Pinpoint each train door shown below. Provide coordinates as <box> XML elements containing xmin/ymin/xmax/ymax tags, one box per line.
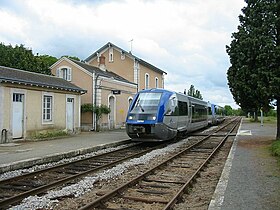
<box><xmin>12</xmin><ymin>93</ymin><xmax>24</xmax><ymax>139</ymax></box>
<box><xmin>177</xmin><ymin>100</ymin><xmax>189</xmax><ymax>131</ymax></box>
<box><xmin>163</xmin><ymin>94</ymin><xmax>177</xmax><ymax>129</ymax></box>
<box><xmin>109</xmin><ymin>96</ymin><xmax>115</xmax><ymax>129</ymax></box>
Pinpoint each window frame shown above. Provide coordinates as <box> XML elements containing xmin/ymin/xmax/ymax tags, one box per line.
<box><xmin>109</xmin><ymin>48</ymin><xmax>114</xmax><ymax>62</ymax></box>
<box><xmin>42</xmin><ymin>93</ymin><xmax>54</xmax><ymax>124</ymax></box>
<box><xmin>57</xmin><ymin>66</ymin><xmax>72</xmax><ymax>81</ymax></box>
<box><xmin>155</xmin><ymin>77</ymin><xmax>159</xmax><ymax>88</ymax></box>
<box><xmin>145</xmin><ymin>73</ymin><xmax>150</xmax><ymax>89</ymax></box>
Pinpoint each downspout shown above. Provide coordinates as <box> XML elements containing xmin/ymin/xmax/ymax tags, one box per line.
<box><xmin>94</xmin><ymin>74</ymin><xmax>100</xmax><ymax>131</ymax></box>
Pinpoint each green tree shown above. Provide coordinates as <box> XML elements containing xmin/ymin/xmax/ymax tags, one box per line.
<box><xmin>38</xmin><ymin>55</ymin><xmax>58</xmax><ymax>68</ymax></box>
<box><xmin>226</xmin><ymin>0</ymin><xmax>280</xmax><ymax>139</ymax></box>
<box><xmin>224</xmin><ymin>105</ymin><xmax>234</xmax><ymax>116</ymax></box>
<box><xmin>61</xmin><ymin>55</ymin><xmax>80</xmax><ymax>61</ymax></box>
<box><xmin>0</xmin><ymin>43</ymin><xmax>54</xmax><ymax>74</ymax></box>
<box><xmin>186</xmin><ymin>85</ymin><xmax>203</xmax><ymax>100</ymax></box>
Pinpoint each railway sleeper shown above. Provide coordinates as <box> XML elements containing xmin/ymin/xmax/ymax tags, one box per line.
<box><xmin>139</xmin><ymin>183</ymin><xmax>171</xmax><ymax>189</ymax></box>
<box><xmin>0</xmin><ymin>184</ymin><xmax>32</xmax><ymax>191</ymax></box>
<box><xmin>135</xmin><ymin>189</ymin><xmax>170</xmax><ymax>195</ymax></box>
<box><xmin>143</xmin><ymin>178</ymin><xmax>185</xmax><ymax>185</ymax></box>
<box><xmin>121</xmin><ymin>195</ymin><xmax>169</xmax><ymax>204</ymax></box>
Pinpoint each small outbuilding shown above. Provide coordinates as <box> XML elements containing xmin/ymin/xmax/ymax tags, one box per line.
<box><xmin>0</xmin><ymin>66</ymin><xmax>86</xmax><ymax>143</ymax></box>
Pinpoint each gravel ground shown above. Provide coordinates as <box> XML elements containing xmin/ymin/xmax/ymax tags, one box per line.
<box><xmin>0</xmin><ymin>143</ymin><xmax>136</xmax><ymax>180</ymax></box>
<box><xmin>10</xmin><ymin>138</ymin><xmax>194</xmax><ymax>209</ymax></box>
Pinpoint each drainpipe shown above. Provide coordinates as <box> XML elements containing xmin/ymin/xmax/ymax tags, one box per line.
<box><xmin>94</xmin><ymin>74</ymin><xmax>100</xmax><ymax>131</ymax></box>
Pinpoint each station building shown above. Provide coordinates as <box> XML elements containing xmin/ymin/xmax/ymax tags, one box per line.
<box><xmin>51</xmin><ymin>42</ymin><xmax>167</xmax><ymax>131</ymax></box>
<box><xmin>0</xmin><ymin>66</ymin><xmax>86</xmax><ymax>143</ymax></box>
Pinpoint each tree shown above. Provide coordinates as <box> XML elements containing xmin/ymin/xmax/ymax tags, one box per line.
<box><xmin>226</xmin><ymin>0</ymin><xmax>280</xmax><ymax>139</ymax></box>
<box><xmin>186</xmin><ymin>85</ymin><xmax>203</xmax><ymax>100</ymax></box>
<box><xmin>0</xmin><ymin>43</ymin><xmax>54</xmax><ymax>74</ymax></box>
<box><xmin>38</xmin><ymin>55</ymin><xmax>58</xmax><ymax>68</ymax></box>
<box><xmin>224</xmin><ymin>105</ymin><xmax>234</xmax><ymax>116</ymax></box>
<box><xmin>61</xmin><ymin>55</ymin><xmax>80</xmax><ymax>61</ymax></box>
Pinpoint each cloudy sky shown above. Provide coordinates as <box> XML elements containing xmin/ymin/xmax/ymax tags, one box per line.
<box><xmin>0</xmin><ymin>0</ymin><xmax>245</xmax><ymax>108</ymax></box>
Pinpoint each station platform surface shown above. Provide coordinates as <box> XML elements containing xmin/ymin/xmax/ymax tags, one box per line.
<box><xmin>209</xmin><ymin>118</ymin><xmax>280</xmax><ymax>210</ymax></box>
<box><xmin>0</xmin><ymin>130</ymin><xmax>130</xmax><ymax>172</ymax></box>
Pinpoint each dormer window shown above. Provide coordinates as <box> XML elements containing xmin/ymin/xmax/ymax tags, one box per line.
<box><xmin>109</xmin><ymin>48</ymin><xmax>113</xmax><ymax>62</ymax></box>
<box><xmin>56</xmin><ymin>67</ymin><xmax>72</xmax><ymax>81</ymax></box>
<box><xmin>121</xmin><ymin>51</ymin><xmax>125</xmax><ymax>60</ymax></box>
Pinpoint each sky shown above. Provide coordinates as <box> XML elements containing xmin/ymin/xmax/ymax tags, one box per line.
<box><xmin>0</xmin><ymin>0</ymin><xmax>246</xmax><ymax>109</ymax></box>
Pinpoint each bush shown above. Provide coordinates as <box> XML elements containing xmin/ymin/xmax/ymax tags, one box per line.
<box><xmin>270</xmin><ymin>140</ymin><xmax>280</xmax><ymax>157</ymax></box>
<box><xmin>31</xmin><ymin>130</ymin><xmax>68</xmax><ymax>140</ymax></box>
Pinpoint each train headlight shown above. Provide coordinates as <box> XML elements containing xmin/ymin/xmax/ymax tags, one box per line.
<box><xmin>128</xmin><ymin>115</ymin><xmax>133</xmax><ymax>120</ymax></box>
<box><xmin>152</xmin><ymin>116</ymin><xmax>156</xmax><ymax>120</ymax></box>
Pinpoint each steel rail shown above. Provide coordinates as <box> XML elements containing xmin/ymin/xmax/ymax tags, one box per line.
<box><xmin>163</xmin><ymin>118</ymin><xmax>241</xmax><ymax>210</ymax></box>
<box><xmin>0</xmin><ymin>142</ymin><xmax>164</xmax><ymax>208</ymax></box>
<box><xmin>79</xmin><ymin>117</ymin><xmax>241</xmax><ymax>210</ymax></box>
<box><xmin>0</xmin><ymin>139</ymin><xmax>136</xmax><ymax>185</ymax></box>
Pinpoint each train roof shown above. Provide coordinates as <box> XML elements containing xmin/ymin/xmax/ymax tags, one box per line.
<box><xmin>137</xmin><ymin>88</ymin><xmax>207</xmax><ymax>104</ymax></box>
<box><xmin>138</xmin><ymin>88</ymin><xmax>174</xmax><ymax>94</ymax></box>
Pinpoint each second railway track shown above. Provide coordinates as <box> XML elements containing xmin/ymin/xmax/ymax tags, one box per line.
<box><xmin>79</xmin><ymin>117</ymin><xmax>241</xmax><ymax>210</ymax></box>
<box><xmin>0</xmin><ymin>117</ymin><xmax>241</xmax><ymax>209</ymax></box>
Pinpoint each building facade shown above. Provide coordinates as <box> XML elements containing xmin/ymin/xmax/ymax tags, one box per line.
<box><xmin>0</xmin><ymin>66</ymin><xmax>86</xmax><ymax>143</ymax></box>
<box><xmin>51</xmin><ymin>57</ymin><xmax>137</xmax><ymax>131</ymax></box>
<box><xmin>51</xmin><ymin>42</ymin><xmax>167</xmax><ymax>131</ymax></box>
<box><xmin>85</xmin><ymin>42</ymin><xmax>167</xmax><ymax>91</ymax></box>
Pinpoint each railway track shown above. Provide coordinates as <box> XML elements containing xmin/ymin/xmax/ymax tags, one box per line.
<box><xmin>0</xmin><ymin>142</ymin><xmax>170</xmax><ymax>209</ymax></box>
<box><xmin>79</xmin><ymin>117</ymin><xmax>241</xmax><ymax>210</ymax></box>
<box><xmin>0</xmin><ymin>117</ymin><xmax>240</xmax><ymax>209</ymax></box>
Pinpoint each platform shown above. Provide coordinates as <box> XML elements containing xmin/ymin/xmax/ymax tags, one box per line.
<box><xmin>209</xmin><ymin>118</ymin><xmax>279</xmax><ymax>210</ymax></box>
<box><xmin>0</xmin><ymin>130</ymin><xmax>130</xmax><ymax>172</ymax></box>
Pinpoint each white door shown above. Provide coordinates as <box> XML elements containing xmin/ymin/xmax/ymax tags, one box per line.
<box><xmin>66</xmin><ymin>98</ymin><xmax>74</xmax><ymax>131</ymax></box>
<box><xmin>109</xmin><ymin>96</ymin><xmax>115</xmax><ymax>129</ymax></box>
<box><xmin>12</xmin><ymin>93</ymin><xmax>24</xmax><ymax>139</ymax></box>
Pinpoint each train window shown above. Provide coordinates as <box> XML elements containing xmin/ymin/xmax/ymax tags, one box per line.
<box><xmin>178</xmin><ymin>101</ymin><xmax>188</xmax><ymax>116</ymax></box>
<box><xmin>191</xmin><ymin>103</ymin><xmax>207</xmax><ymax>123</ymax></box>
<box><xmin>165</xmin><ymin>94</ymin><xmax>178</xmax><ymax>116</ymax></box>
<box><xmin>130</xmin><ymin>92</ymin><xmax>162</xmax><ymax>114</ymax></box>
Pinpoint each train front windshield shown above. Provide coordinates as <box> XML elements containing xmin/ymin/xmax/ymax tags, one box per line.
<box><xmin>130</xmin><ymin>92</ymin><xmax>162</xmax><ymax>115</ymax></box>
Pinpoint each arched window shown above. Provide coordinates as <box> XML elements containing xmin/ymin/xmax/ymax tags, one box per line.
<box><xmin>155</xmin><ymin>77</ymin><xmax>159</xmax><ymax>88</ymax></box>
<box><xmin>145</xmin><ymin>73</ymin><xmax>149</xmax><ymax>89</ymax></box>
<box><xmin>109</xmin><ymin>48</ymin><xmax>114</xmax><ymax>62</ymax></box>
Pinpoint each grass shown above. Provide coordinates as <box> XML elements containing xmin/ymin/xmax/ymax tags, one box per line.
<box><xmin>249</xmin><ymin>116</ymin><xmax>277</xmax><ymax>124</ymax></box>
<box><xmin>31</xmin><ymin>130</ymin><xmax>69</xmax><ymax>140</ymax></box>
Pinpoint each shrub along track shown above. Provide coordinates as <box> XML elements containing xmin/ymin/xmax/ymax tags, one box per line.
<box><xmin>77</xmin><ymin>117</ymin><xmax>241</xmax><ymax>210</ymax></box>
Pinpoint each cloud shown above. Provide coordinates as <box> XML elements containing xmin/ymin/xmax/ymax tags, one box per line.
<box><xmin>0</xmin><ymin>0</ymin><xmax>245</xmax><ymax>109</ymax></box>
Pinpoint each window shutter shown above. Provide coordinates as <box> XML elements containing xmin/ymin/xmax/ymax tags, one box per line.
<box><xmin>56</xmin><ymin>68</ymin><xmax>60</xmax><ymax>77</ymax></box>
<box><xmin>67</xmin><ymin>68</ymin><xmax>72</xmax><ymax>81</ymax></box>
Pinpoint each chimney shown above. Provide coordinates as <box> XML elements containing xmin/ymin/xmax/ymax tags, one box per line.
<box><xmin>99</xmin><ymin>54</ymin><xmax>106</xmax><ymax>71</ymax></box>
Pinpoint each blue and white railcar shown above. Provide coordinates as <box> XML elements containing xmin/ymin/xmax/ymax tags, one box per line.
<box><xmin>126</xmin><ymin>88</ymin><xmax>208</xmax><ymax>142</ymax></box>
<box><xmin>208</xmin><ymin>103</ymin><xmax>225</xmax><ymax>125</ymax></box>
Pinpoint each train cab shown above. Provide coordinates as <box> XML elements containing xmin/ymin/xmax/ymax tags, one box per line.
<box><xmin>126</xmin><ymin>89</ymin><xmax>177</xmax><ymax>141</ymax></box>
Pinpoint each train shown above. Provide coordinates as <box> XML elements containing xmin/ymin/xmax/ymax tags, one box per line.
<box><xmin>126</xmin><ymin>88</ymin><xmax>225</xmax><ymax>142</ymax></box>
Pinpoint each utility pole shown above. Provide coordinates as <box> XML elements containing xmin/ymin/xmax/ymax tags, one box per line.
<box><xmin>129</xmin><ymin>39</ymin><xmax>133</xmax><ymax>53</ymax></box>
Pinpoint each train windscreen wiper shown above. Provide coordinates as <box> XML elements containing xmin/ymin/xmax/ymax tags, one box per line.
<box><xmin>136</xmin><ymin>98</ymin><xmax>145</xmax><ymax>112</ymax></box>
